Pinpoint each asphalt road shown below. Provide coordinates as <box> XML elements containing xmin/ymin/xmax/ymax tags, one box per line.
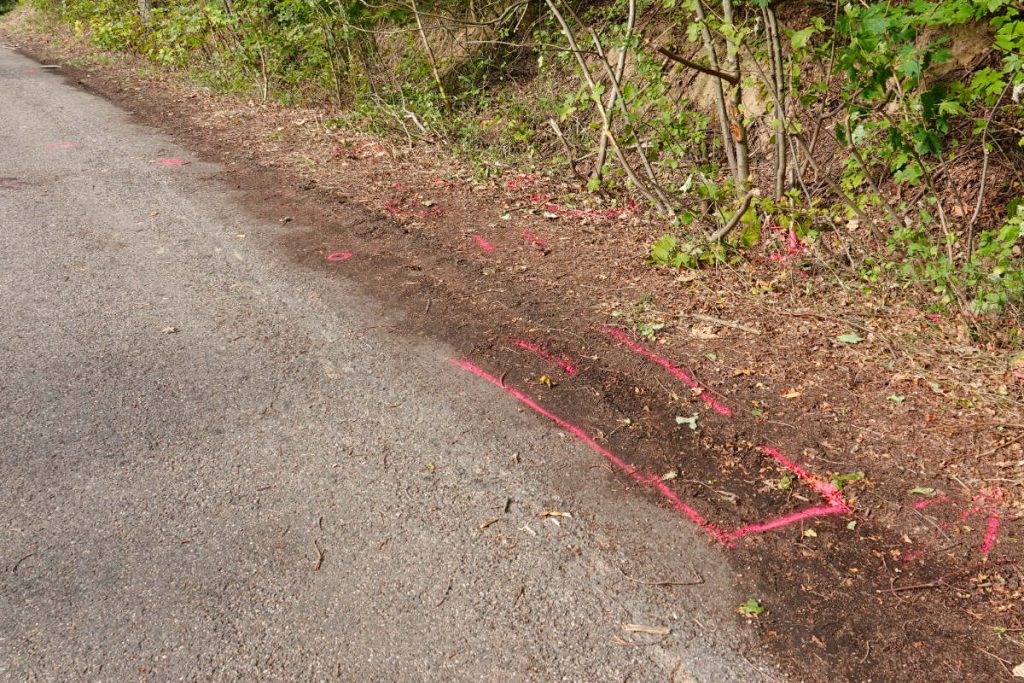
<box><xmin>0</xmin><ymin>46</ymin><xmax>771</xmax><ymax>681</ymax></box>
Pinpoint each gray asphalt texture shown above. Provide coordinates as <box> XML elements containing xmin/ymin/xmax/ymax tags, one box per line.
<box><xmin>0</xmin><ymin>46</ymin><xmax>773</xmax><ymax>681</ymax></box>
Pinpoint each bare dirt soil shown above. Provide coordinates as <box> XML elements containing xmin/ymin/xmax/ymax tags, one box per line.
<box><xmin>4</xmin><ymin>12</ymin><xmax>1023</xmax><ymax>680</ymax></box>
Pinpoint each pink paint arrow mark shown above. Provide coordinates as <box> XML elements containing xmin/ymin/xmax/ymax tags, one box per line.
<box><xmin>326</xmin><ymin>251</ymin><xmax>353</xmax><ymax>262</ymax></box>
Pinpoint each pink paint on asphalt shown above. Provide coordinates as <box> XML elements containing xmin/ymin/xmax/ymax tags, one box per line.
<box><xmin>46</xmin><ymin>141</ymin><xmax>75</xmax><ymax>150</ymax></box>
<box><xmin>604</xmin><ymin>327</ymin><xmax>732</xmax><ymax>416</ymax></box>
<box><xmin>473</xmin><ymin>235</ymin><xmax>495</xmax><ymax>252</ymax></box>
<box><xmin>327</xmin><ymin>251</ymin><xmax>353</xmax><ymax>262</ymax></box>
<box><xmin>157</xmin><ymin>157</ymin><xmax>184</xmax><ymax>166</ymax></box>
<box><xmin>514</xmin><ymin>339</ymin><xmax>577</xmax><ymax>375</ymax></box>
<box><xmin>450</xmin><ymin>359</ymin><xmax>852</xmax><ymax>545</ymax></box>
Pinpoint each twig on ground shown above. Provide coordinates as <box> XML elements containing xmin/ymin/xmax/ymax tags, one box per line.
<box><xmin>312</xmin><ymin>539</ymin><xmax>324</xmax><ymax>571</ymax></box>
<box><xmin>619</xmin><ymin>566</ymin><xmax>704</xmax><ymax>587</ymax></box>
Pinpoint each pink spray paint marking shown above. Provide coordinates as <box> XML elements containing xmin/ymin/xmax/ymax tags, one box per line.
<box><xmin>767</xmin><ymin>228</ymin><xmax>805</xmax><ymax>263</ymax></box>
<box><xmin>326</xmin><ymin>251</ymin><xmax>353</xmax><ymax>262</ymax></box>
<box><xmin>505</xmin><ymin>174</ymin><xmax>541</xmax><ymax>191</ymax></box>
<box><xmin>450</xmin><ymin>359</ymin><xmax>851</xmax><ymax>545</ymax></box>
<box><xmin>514</xmin><ymin>339</ymin><xmax>577</xmax><ymax>376</ymax></box>
<box><xmin>604</xmin><ymin>327</ymin><xmax>732</xmax><ymax>417</ymax></box>
<box><xmin>157</xmin><ymin>157</ymin><xmax>184</xmax><ymax>166</ymax></box>
<box><xmin>903</xmin><ymin>488</ymin><xmax>1004</xmax><ymax>561</ymax></box>
<box><xmin>450</xmin><ymin>357</ymin><xmax>728</xmax><ymax>544</ymax></box>
<box><xmin>473</xmin><ymin>235</ymin><xmax>495</xmax><ymax>253</ymax></box>
<box><xmin>981</xmin><ymin>512</ymin><xmax>1001</xmax><ymax>554</ymax></box>
<box><xmin>521</xmin><ymin>231</ymin><xmax>546</xmax><ymax>248</ymax></box>
<box><xmin>912</xmin><ymin>494</ymin><xmax>949</xmax><ymax>510</ymax></box>
<box><xmin>760</xmin><ymin>446</ymin><xmax>846</xmax><ymax>509</ymax></box>
<box><xmin>46</xmin><ymin>141</ymin><xmax>76</xmax><ymax>150</ymax></box>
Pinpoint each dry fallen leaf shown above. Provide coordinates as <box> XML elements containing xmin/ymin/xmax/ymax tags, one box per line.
<box><xmin>541</xmin><ymin>510</ymin><xmax>572</xmax><ymax>518</ymax></box>
<box><xmin>538</xmin><ymin>374</ymin><xmax>556</xmax><ymax>387</ymax></box>
<box><xmin>733</xmin><ymin>368</ymin><xmax>753</xmax><ymax>376</ymax></box>
<box><xmin>160</xmin><ymin>326</ymin><xmax>179</xmax><ymax>334</ymax></box>
<box><xmin>782</xmin><ymin>389</ymin><xmax>802</xmax><ymax>399</ymax></box>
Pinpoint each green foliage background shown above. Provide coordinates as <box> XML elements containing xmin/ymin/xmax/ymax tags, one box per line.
<box><xmin>15</xmin><ymin>0</ymin><xmax>1024</xmax><ymax>336</ymax></box>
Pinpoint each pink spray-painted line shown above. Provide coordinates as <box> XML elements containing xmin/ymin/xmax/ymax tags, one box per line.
<box><xmin>912</xmin><ymin>494</ymin><xmax>950</xmax><ymax>510</ymax></box>
<box><xmin>327</xmin><ymin>251</ymin><xmax>353</xmax><ymax>262</ymax></box>
<box><xmin>506</xmin><ymin>174</ymin><xmax>542</xmax><ymax>191</ymax></box>
<box><xmin>157</xmin><ymin>157</ymin><xmax>184</xmax><ymax>166</ymax></box>
<box><xmin>451</xmin><ymin>359</ymin><xmax>854</xmax><ymax>545</ymax></box>
<box><xmin>514</xmin><ymin>339</ymin><xmax>578</xmax><ymax>376</ymax></box>
<box><xmin>473</xmin><ymin>235</ymin><xmax>495</xmax><ymax>253</ymax></box>
<box><xmin>981</xmin><ymin>513</ymin><xmax>1001</xmax><ymax>554</ymax></box>
<box><xmin>903</xmin><ymin>488</ymin><xmax>1004</xmax><ymax>561</ymax></box>
<box><xmin>46</xmin><ymin>141</ymin><xmax>76</xmax><ymax>150</ymax></box>
<box><xmin>449</xmin><ymin>358</ymin><xmax>730</xmax><ymax>544</ymax></box>
<box><xmin>760</xmin><ymin>446</ymin><xmax>847</xmax><ymax>509</ymax></box>
<box><xmin>521</xmin><ymin>231</ymin><xmax>546</xmax><ymax>248</ymax></box>
<box><xmin>725</xmin><ymin>505</ymin><xmax>849</xmax><ymax>541</ymax></box>
<box><xmin>604</xmin><ymin>327</ymin><xmax>732</xmax><ymax>417</ymax></box>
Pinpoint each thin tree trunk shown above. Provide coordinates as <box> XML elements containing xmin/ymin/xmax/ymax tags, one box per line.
<box><xmin>593</xmin><ymin>0</ymin><xmax>635</xmax><ymax>181</ymax></box>
<box><xmin>720</xmin><ymin>0</ymin><xmax>747</xmax><ymax>185</ymax></box>
<box><xmin>692</xmin><ymin>0</ymin><xmax>737</xmax><ymax>179</ymax></box>
<box><xmin>764</xmin><ymin>5</ymin><xmax>786</xmax><ymax>198</ymax></box>
<box><xmin>410</xmin><ymin>0</ymin><xmax>450</xmax><ymax>111</ymax></box>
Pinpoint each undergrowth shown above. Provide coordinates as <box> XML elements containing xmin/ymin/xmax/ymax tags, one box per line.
<box><xmin>12</xmin><ymin>0</ymin><xmax>1024</xmax><ymax>348</ymax></box>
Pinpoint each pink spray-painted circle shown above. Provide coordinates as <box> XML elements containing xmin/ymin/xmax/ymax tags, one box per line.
<box><xmin>46</xmin><ymin>141</ymin><xmax>76</xmax><ymax>150</ymax></box>
<box><xmin>157</xmin><ymin>157</ymin><xmax>185</xmax><ymax>166</ymax></box>
<box><xmin>326</xmin><ymin>251</ymin><xmax>353</xmax><ymax>262</ymax></box>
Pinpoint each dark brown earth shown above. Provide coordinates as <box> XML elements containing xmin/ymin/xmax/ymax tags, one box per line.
<box><xmin>4</xmin><ymin>17</ymin><xmax>1023</xmax><ymax>681</ymax></box>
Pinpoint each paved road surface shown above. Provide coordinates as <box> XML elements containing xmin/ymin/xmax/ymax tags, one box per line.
<box><xmin>0</xmin><ymin>46</ymin><xmax>770</xmax><ymax>681</ymax></box>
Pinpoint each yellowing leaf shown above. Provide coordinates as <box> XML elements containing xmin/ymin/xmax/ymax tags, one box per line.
<box><xmin>782</xmin><ymin>389</ymin><xmax>802</xmax><ymax>399</ymax></box>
